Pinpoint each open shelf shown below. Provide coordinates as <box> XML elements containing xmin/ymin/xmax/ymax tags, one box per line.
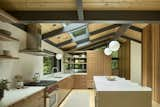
<box><xmin>71</xmin><ymin>63</ymin><xmax>87</xmax><ymax>64</ymax></box>
<box><xmin>73</xmin><ymin>57</ymin><xmax>86</xmax><ymax>59</ymax></box>
<box><xmin>0</xmin><ymin>55</ymin><xmax>19</xmax><ymax>60</ymax></box>
<box><xmin>0</xmin><ymin>33</ymin><xmax>19</xmax><ymax>41</ymax></box>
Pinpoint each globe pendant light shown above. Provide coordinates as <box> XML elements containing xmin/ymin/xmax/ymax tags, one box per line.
<box><xmin>109</xmin><ymin>40</ymin><xmax>120</xmax><ymax>51</ymax></box>
<box><xmin>56</xmin><ymin>53</ymin><xmax>63</xmax><ymax>60</ymax></box>
<box><xmin>104</xmin><ymin>48</ymin><xmax>112</xmax><ymax>56</ymax></box>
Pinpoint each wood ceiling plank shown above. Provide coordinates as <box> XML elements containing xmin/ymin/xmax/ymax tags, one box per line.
<box><xmin>83</xmin><ymin>1</ymin><xmax>160</xmax><ymax>11</ymax></box>
<box><xmin>61</xmin><ymin>42</ymin><xmax>77</xmax><ymax>49</ymax></box>
<box><xmin>90</xmin><ymin>27</ymin><xmax>119</xmax><ymax>41</ymax></box>
<box><xmin>118</xmin><ymin>37</ymin><xmax>127</xmax><ymax>43</ymax></box>
<box><xmin>124</xmin><ymin>29</ymin><xmax>142</xmax><ymax>41</ymax></box>
<box><xmin>41</xmin><ymin>23</ymin><xmax>63</xmax><ymax>34</ymax></box>
<box><xmin>48</xmin><ymin>33</ymin><xmax>72</xmax><ymax>44</ymax></box>
<box><xmin>88</xmin><ymin>24</ymin><xmax>111</xmax><ymax>32</ymax></box>
<box><xmin>132</xmin><ymin>24</ymin><xmax>149</xmax><ymax>29</ymax></box>
<box><xmin>1</xmin><ymin>0</ymin><xmax>160</xmax><ymax>11</ymax></box>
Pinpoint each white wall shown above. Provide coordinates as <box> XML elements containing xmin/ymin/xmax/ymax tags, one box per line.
<box><xmin>0</xmin><ymin>21</ymin><xmax>64</xmax><ymax>87</ymax></box>
<box><xmin>130</xmin><ymin>41</ymin><xmax>142</xmax><ymax>84</ymax></box>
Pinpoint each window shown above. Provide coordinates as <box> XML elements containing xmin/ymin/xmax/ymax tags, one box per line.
<box><xmin>43</xmin><ymin>56</ymin><xmax>61</xmax><ymax>75</ymax></box>
<box><xmin>111</xmin><ymin>51</ymin><xmax>119</xmax><ymax>70</ymax></box>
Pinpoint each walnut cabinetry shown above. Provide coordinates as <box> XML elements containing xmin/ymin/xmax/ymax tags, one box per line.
<box><xmin>9</xmin><ymin>90</ymin><xmax>45</xmax><ymax>107</ymax></box>
<box><xmin>87</xmin><ymin>50</ymin><xmax>112</xmax><ymax>88</ymax></box>
<box><xmin>73</xmin><ymin>75</ymin><xmax>87</xmax><ymax>89</ymax></box>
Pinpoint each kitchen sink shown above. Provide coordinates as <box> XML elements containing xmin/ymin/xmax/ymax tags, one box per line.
<box><xmin>54</xmin><ymin>76</ymin><xmax>63</xmax><ymax>78</ymax></box>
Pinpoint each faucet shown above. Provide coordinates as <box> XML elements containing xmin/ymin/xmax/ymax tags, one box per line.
<box><xmin>51</xmin><ymin>67</ymin><xmax>59</xmax><ymax>76</ymax></box>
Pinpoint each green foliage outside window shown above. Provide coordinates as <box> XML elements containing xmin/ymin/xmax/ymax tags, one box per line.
<box><xmin>72</xmin><ymin>28</ymin><xmax>86</xmax><ymax>37</ymax></box>
<box><xmin>43</xmin><ymin>57</ymin><xmax>53</xmax><ymax>75</ymax></box>
<box><xmin>112</xmin><ymin>60</ymin><xmax>119</xmax><ymax>70</ymax></box>
<box><xmin>111</xmin><ymin>51</ymin><xmax>119</xmax><ymax>70</ymax></box>
<box><xmin>112</xmin><ymin>51</ymin><xmax>118</xmax><ymax>58</ymax></box>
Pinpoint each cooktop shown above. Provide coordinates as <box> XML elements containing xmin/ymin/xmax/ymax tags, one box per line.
<box><xmin>24</xmin><ymin>80</ymin><xmax>57</xmax><ymax>86</ymax></box>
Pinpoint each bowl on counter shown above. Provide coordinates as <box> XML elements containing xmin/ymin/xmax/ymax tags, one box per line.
<box><xmin>106</xmin><ymin>76</ymin><xmax>116</xmax><ymax>81</ymax></box>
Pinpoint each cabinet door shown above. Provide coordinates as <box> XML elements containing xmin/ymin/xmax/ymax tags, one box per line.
<box><xmin>10</xmin><ymin>90</ymin><xmax>44</xmax><ymax>107</ymax></box>
<box><xmin>73</xmin><ymin>75</ymin><xmax>87</xmax><ymax>89</ymax></box>
<box><xmin>86</xmin><ymin>50</ymin><xmax>112</xmax><ymax>88</ymax></box>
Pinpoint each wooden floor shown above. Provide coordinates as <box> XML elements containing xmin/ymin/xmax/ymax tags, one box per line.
<box><xmin>59</xmin><ymin>89</ymin><xmax>159</xmax><ymax>107</ymax></box>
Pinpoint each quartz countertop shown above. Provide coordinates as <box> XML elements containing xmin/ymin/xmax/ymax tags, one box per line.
<box><xmin>41</xmin><ymin>72</ymin><xmax>87</xmax><ymax>81</ymax></box>
<box><xmin>0</xmin><ymin>87</ymin><xmax>45</xmax><ymax>107</ymax></box>
<box><xmin>74</xmin><ymin>73</ymin><xmax>87</xmax><ymax>75</ymax></box>
<box><xmin>41</xmin><ymin>72</ymin><xmax>73</xmax><ymax>81</ymax></box>
<box><xmin>94</xmin><ymin>76</ymin><xmax>152</xmax><ymax>91</ymax></box>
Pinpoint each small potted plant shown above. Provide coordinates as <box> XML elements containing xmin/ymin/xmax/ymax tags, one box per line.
<box><xmin>0</xmin><ymin>79</ymin><xmax>9</xmax><ymax>100</ymax></box>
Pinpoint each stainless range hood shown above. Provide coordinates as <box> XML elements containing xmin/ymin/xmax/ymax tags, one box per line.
<box><xmin>20</xmin><ymin>24</ymin><xmax>55</xmax><ymax>56</ymax></box>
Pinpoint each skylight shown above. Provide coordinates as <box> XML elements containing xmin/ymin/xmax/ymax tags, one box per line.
<box><xmin>72</xmin><ymin>27</ymin><xmax>87</xmax><ymax>37</ymax></box>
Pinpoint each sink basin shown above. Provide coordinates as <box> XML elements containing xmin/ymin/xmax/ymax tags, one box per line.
<box><xmin>54</xmin><ymin>76</ymin><xmax>63</xmax><ymax>78</ymax></box>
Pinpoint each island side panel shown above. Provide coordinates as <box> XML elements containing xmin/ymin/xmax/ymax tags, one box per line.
<box><xmin>96</xmin><ymin>91</ymin><xmax>152</xmax><ymax>107</ymax></box>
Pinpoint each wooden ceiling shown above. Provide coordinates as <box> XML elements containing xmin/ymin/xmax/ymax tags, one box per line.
<box><xmin>41</xmin><ymin>23</ymin><xmax>148</xmax><ymax>51</ymax></box>
<box><xmin>1</xmin><ymin>0</ymin><xmax>160</xmax><ymax>11</ymax></box>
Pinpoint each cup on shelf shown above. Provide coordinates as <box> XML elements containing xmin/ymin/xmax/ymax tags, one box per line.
<box><xmin>3</xmin><ymin>50</ymin><xmax>11</xmax><ymax>56</ymax></box>
<box><xmin>0</xmin><ymin>50</ymin><xmax>3</xmax><ymax>55</ymax></box>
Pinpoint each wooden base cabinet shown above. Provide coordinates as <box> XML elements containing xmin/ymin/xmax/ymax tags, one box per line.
<box><xmin>9</xmin><ymin>90</ymin><xmax>45</xmax><ymax>107</ymax></box>
<box><xmin>73</xmin><ymin>75</ymin><xmax>87</xmax><ymax>89</ymax></box>
<box><xmin>57</xmin><ymin>76</ymin><xmax>73</xmax><ymax>105</ymax></box>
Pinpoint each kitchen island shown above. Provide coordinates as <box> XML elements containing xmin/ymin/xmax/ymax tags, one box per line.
<box><xmin>94</xmin><ymin>76</ymin><xmax>152</xmax><ymax>107</ymax></box>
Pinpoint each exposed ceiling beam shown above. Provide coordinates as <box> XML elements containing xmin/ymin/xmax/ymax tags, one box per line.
<box><xmin>8</xmin><ymin>11</ymin><xmax>160</xmax><ymax>22</ymax></box>
<box><xmin>42</xmin><ymin>24</ymin><xmax>86</xmax><ymax>39</ymax></box>
<box><xmin>114</xmin><ymin>24</ymin><xmax>131</xmax><ymax>39</ymax></box>
<box><xmin>84</xmin><ymin>40</ymin><xmax>109</xmax><ymax>50</ymax></box>
<box><xmin>129</xmin><ymin>26</ymin><xmax>143</xmax><ymax>32</ymax></box>
<box><xmin>76</xmin><ymin>0</ymin><xmax>84</xmax><ymax>20</ymax></box>
<box><xmin>0</xmin><ymin>9</ymin><xmax>19</xmax><ymax>23</ymax></box>
<box><xmin>56</xmin><ymin>39</ymin><xmax>73</xmax><ymax>47</ymax></box>
<box><xmin>42</xmin><ymin>27</ymin><xmax>64</xmax><ymax>39</ymax></box>
<box><xmin>121</xmin><ymin>35</ymin><xmax>141</xmax><ymax>43</ymax></box>
<box><xmin>12</xmin><ymin>23</ymin><xmax>27</xmax><ymax>31</ymax></box>
<box><xmin>56</xmin><ymin>34</ymin><xmax>89</xmax><ymax>48</ymax></box>
<box><xmin>89</xmin><ymin>24</ymin><xmax>121</xmax><ymax>35</ymax></box>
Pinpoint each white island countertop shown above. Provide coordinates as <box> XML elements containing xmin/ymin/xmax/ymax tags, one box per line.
<box><xmin>0</xmin><ymin>86</ymin><xmax>45</xmax><ymax>107</ymax></box>
<box><xmin>94</xmin><ymin>76</ymin><xmax>152</xmax><ymax>91</ymax></box>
